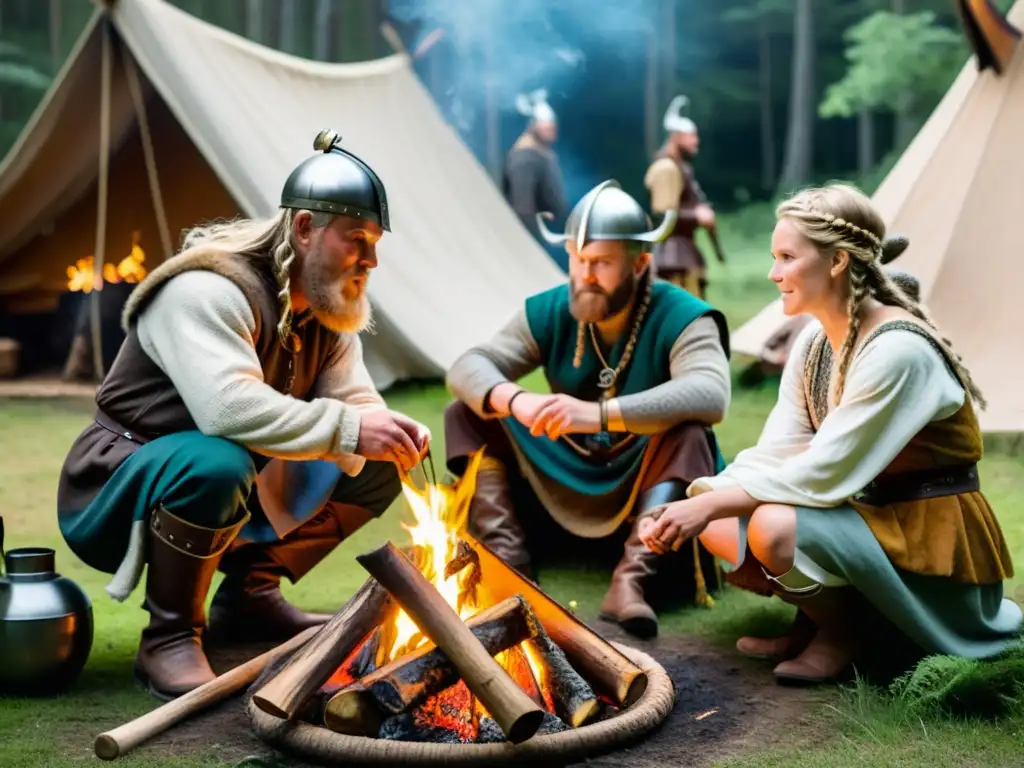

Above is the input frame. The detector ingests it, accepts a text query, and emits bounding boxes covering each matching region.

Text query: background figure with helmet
[644,95,725,299]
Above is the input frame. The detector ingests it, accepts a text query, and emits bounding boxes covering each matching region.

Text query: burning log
[356,542,546,744]
[463,534,648,708]
[251,578,394,721]
[322,595,535,735]
[526,629,600,728]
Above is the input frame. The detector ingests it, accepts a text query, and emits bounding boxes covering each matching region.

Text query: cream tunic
[689,320,966,506]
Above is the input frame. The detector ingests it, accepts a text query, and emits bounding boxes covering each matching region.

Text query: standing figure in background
[645,95,724,299]
[503,89,569,269]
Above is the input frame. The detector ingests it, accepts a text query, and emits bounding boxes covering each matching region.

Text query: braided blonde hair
[776,183,985,408]
[179,208,334,346]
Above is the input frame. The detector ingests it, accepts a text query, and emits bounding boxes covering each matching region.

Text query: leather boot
[736,610,815,661]
[598,480,687,639]
[208,507,347,643]
[133,505,248,700]
[466,456,531,577]
[771,586,865,685]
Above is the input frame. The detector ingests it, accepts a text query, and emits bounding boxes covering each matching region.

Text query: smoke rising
[388,0,659,134]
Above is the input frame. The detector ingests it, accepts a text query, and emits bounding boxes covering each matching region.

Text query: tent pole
[124,52,174,262]
[90,17,113,381]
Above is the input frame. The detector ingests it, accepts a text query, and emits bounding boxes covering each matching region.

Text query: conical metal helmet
[537,180,676,252]
[280,129,391,231]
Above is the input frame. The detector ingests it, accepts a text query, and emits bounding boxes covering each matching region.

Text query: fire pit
[244,452,676,764]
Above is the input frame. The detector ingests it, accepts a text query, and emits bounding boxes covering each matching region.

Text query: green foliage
[819,10,966,120]
[890,643,1024,720]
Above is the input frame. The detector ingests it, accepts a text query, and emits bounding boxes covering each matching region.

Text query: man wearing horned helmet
[645,95,722,299]
[443,180,731,639]
[56,130,431,700]
[502,89,568,267]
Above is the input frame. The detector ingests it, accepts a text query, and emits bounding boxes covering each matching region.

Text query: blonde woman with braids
[56,131,431,700]
[640,183,1022,683]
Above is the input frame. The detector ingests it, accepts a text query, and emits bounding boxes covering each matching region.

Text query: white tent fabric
[730,0,1024,432]
[0,0,564,388]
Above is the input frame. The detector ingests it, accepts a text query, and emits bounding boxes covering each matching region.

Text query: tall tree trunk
[49,0,62,72]
[314,0,332,61]
[246,0,264,43]
[279,0,297,54]
[758,20,776,192]
[776,0,815,195]
[661,0,676,114]
[643,27,659,159]
[857,108,875,177]
[891,0,916,149]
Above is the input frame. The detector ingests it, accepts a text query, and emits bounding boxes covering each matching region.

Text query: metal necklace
[588,281,652,394]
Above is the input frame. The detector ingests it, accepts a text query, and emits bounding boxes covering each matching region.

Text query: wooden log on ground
[251,578,393,720]
[463,534,648,707]
[94,625,319,760]
[356,542,545,743]
[322,595,534,735]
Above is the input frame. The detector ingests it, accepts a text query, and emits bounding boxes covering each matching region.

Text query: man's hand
[526,394,601,439]
[355,409,431,472]
[507,392,560,430]
[639,498,711,555]
[695,203,716,228]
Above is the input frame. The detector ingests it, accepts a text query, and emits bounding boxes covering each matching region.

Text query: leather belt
[856,463,979,506]
[94,409,154,445]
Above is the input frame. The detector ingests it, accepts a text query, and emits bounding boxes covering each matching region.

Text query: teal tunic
[504,280,729,496]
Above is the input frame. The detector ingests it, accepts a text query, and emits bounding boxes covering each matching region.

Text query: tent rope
[90,17,113,381]
[124,49,174,263]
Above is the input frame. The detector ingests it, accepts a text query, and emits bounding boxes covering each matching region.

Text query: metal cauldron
[0,518,94,695]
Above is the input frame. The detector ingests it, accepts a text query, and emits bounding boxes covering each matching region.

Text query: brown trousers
[444,402,720,591]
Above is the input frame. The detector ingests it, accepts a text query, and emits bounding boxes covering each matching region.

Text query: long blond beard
[312,289,373,334]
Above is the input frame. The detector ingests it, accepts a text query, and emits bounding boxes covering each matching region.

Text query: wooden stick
[356,542,545,743]
[93,625,319,761]
[463,534,648,707]
[251,578,393,720]
[322,596,534,735]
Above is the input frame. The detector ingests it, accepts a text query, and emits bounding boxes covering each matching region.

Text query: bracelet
[599,398,608,433]
[507,389,526,416]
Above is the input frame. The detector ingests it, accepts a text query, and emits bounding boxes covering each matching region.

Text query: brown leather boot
[599,514,661,639]
[772,587,864,685]
[208,507,347,643]
[466,456,531,576]
[133,505,248,700]
[599,480,689,639]
[736,610,815,661]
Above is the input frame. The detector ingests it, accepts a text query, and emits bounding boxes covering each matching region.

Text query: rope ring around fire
[246,642,675,766]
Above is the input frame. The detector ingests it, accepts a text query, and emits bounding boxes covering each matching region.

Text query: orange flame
[380,448,553,727]
[66,231,148,293]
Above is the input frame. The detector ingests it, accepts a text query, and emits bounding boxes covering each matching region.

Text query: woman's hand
[639,498,712,555]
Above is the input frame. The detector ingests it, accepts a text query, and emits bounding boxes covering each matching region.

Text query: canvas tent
[730,0,1024,433]
[0,0,564,388]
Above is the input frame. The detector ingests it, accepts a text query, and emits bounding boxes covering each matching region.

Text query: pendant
[597,367,617,389]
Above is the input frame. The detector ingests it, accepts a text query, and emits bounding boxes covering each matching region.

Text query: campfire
[92,451,675,764]
[66,231,148,293]
[243,451,674,760]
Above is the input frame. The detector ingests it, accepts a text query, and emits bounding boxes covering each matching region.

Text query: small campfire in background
[249,450,660,750]
[66,231,148,294]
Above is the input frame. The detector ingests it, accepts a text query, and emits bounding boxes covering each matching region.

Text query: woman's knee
[747,504,797,571]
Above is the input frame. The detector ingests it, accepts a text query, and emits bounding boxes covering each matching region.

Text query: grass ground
[2,211,1022,766]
